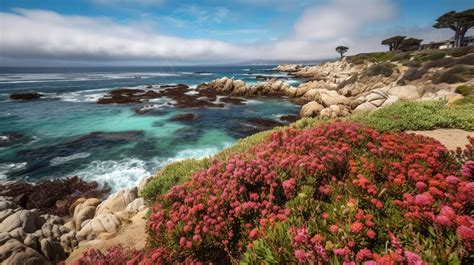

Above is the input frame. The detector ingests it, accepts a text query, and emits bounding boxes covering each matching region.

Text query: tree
[399,38,423,52]
[335,46,349,59]
[381,36,406,51]
[433,9,474,48]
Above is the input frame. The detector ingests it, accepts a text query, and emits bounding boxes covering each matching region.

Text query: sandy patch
[407,129,473,151]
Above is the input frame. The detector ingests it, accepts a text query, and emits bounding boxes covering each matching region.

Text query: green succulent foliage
[352,100,474,132]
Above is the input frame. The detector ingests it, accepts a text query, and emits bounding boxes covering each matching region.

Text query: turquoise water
[0,66,301,190]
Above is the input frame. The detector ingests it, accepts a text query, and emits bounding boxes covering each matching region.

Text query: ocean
[0,66,301,190]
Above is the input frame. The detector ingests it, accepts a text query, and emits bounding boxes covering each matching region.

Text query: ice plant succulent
[77,122,474,264]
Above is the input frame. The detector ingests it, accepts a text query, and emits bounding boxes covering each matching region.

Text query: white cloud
[0,0,454,65]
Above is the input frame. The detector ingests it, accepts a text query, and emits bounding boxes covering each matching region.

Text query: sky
[0,0,472,66]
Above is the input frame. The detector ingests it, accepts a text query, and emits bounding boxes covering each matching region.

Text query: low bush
[453,96,474,106]
[362,62,396,78]
[433,65,473,84]
[348,52,396,64]
[419,51,446,61]
[78,122,474,264]
[455,84,474,96]
[352,100,474,132]
[447,46,474,57]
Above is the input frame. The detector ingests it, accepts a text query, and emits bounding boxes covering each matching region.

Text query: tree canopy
[381,36,406,51]
[335,46,349,59]
[399,38,423,52]
[433,9,474,47]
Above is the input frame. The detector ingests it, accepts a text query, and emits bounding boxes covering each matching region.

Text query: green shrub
[453,95,474,106]
[352,100,474,131]
[420,52,446,61]
[433,65,473,84]
[348,52,396,64]
[140,158,210,200]
[402,60,421,68]
[447,46,474,57]
[362,62,396,77]
[391,52,411,62]
[455,84,474,96]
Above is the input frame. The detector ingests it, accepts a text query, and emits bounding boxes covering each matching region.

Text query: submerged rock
[9,93,43,101]
[169,113,200,122]
[279,115,299,123]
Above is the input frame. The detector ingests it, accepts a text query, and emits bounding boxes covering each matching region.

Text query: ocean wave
[0,162,27,180]
[72,145,230,191]
[73,158,154,191]
[0,72,181,84]
[49,152,91,166]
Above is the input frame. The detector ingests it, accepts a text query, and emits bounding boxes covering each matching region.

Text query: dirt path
[408,129,473,150]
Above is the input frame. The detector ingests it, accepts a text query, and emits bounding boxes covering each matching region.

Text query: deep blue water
[0,66,301,190]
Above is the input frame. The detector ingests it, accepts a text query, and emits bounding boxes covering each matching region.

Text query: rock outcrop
[9,93,43,101]
[0,197,75,264]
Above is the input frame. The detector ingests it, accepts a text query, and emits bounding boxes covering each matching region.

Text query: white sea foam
[72,145,231,191]
[0,162,27,180]
[73,158,154,191]
[0,72,181,84]
[244,99,263,105]
[50,152,91,166]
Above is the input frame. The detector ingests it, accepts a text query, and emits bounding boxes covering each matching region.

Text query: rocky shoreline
[0,177,150,265]
[197,51,472,120]
[2,48,473,264]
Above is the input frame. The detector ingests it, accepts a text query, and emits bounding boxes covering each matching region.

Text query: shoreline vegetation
[1,46,474,264]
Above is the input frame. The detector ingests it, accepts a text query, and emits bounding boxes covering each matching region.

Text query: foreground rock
[0,196,73,264]
[9,93,43,101]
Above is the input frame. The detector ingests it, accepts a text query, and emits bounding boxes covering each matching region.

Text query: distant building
[419,35,474,50]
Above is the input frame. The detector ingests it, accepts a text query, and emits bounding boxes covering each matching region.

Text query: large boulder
[319,90,351,106]
[353,102,377,113]
[96,187,138,215]
[319,105,351,119]
[386,85,423,100]
[40,237,66,261]
[0,209,44,233]
[300,101,324,118]
[0,239,46,265]
[76,214,121,241]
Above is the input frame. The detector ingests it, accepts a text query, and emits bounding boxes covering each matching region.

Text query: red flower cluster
[77,122,473,264]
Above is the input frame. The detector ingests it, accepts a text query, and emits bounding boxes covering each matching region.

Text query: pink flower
[404,251,424,265]
[446,176,459,185]
[350,222,364,233]
[356,248,372,261]
[330,224,339,234]
[294,250,306,261]
[456,225,474,240]
[179,237,186,247]
[249,228,259,239]
[322,212,330,219]
[333,248,349,256]
[416,181,427,191]
[414,192,434,206]
[435,215,452,226]
[367,229,376,239]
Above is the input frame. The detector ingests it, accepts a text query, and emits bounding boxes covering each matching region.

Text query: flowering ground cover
[76,121,473,264]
